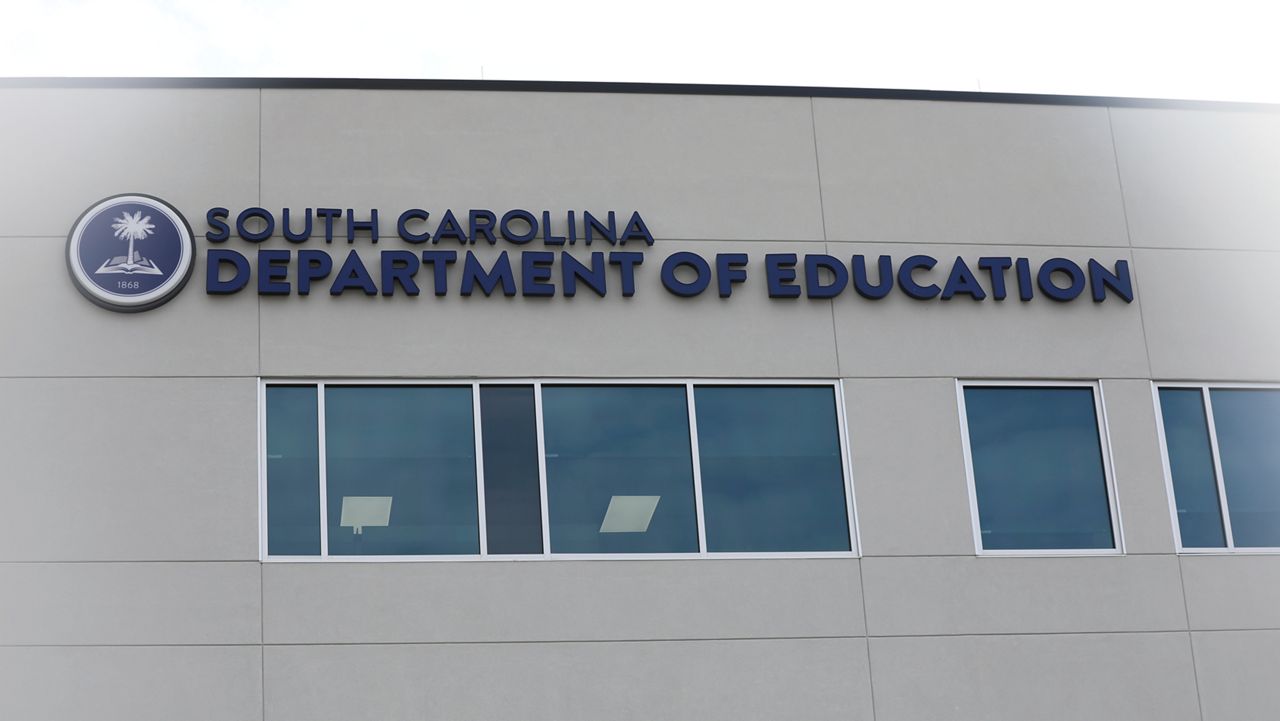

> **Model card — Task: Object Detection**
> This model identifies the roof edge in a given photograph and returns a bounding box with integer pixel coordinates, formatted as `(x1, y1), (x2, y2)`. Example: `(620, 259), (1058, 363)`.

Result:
(1, 77), (1276, 111)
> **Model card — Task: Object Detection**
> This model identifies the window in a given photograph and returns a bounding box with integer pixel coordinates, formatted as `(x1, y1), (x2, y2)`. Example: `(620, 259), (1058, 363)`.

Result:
(1156, 385), (1280, 551)
(958, 383), (1119, 553)
(261, 381), (858, 558)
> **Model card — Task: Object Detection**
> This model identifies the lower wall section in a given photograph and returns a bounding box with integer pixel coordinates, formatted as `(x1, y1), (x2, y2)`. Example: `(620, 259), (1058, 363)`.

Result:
(1193, 630), (1280, 721)
(264, 638), (873, 721)
(868, 632), (1201, 721)
(0, 645), (263, 721)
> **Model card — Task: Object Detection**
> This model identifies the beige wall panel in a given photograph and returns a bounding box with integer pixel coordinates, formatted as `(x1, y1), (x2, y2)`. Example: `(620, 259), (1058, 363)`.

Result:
(828, 244), (1148, 378)
(260, 90), (824, 242)
(1112, 107), (1280, 251)
(0, 646), (262, 721)
(1135, 248), (1280, 381)
(0, 378), (259, 561)
(256, 240), (840, 378)
(871, 632), (1199, 721)
(861, 555), (1187, 636)
(265, 638), (872, 721)
(263, 558), (862, 644)
(0, 237), (260, 377)
(0, 88), (260, 238)
(843, 378), (975, 556)
(0, 562), (260, 645)
(814, 99), (1129, 247)
(1181, 555), (1280, 631)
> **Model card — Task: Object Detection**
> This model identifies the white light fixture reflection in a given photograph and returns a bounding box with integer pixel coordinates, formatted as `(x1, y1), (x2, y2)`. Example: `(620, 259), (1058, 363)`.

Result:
(599, 495), (660, 533)
(340, 496), (393, 535)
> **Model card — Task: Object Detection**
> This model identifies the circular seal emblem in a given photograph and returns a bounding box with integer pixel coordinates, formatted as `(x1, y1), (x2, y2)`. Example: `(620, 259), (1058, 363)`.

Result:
(66, 194), (195, 312)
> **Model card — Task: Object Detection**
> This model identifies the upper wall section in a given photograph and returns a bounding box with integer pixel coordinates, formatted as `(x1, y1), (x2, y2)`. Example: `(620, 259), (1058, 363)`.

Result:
(812, 99), (1130, 247)
(1111, 107), (1280, 251)
(1, 81), (1276, 380)
(0, 88), (260, 238)
(259, 90), (825, 243)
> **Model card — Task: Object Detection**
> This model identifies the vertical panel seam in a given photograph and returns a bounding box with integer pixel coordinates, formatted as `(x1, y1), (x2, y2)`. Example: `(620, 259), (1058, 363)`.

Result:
(1176, 556), (1208, 721)
(810, 97), (844, 378)
(1106, 106), (1155, 379)
(858, 560), (879, 721)
(260, 561), (267, 721)
(258, 88), (267, 721)
(257, 88), (264, 377)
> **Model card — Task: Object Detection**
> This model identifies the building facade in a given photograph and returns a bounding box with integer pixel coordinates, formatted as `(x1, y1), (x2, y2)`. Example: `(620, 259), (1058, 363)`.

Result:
(1, 78), (1278, 720)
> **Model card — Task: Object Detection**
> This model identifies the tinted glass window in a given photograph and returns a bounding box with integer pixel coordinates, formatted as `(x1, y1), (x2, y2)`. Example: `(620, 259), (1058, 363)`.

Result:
(1158, 388), (1226, 548)
(324, 386), (478, 555)
(695, 386), (849, 552)
(266, 386), (321, 555)
(1210, 389), (1280, 548)
(542, 386), (698, 553)
(964, 386), (1114, 550)
(480, 386), (544, 554)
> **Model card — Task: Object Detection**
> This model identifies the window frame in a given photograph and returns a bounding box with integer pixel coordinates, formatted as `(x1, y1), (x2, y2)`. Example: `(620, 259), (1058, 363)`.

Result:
(258, 378), (862, 562)
(1153, 381), (1280, 555)
(955, 379), (1125, 557)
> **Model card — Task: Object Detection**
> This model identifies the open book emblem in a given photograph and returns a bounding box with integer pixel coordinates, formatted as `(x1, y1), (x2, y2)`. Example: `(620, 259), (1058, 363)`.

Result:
(95, 210), (164, 275)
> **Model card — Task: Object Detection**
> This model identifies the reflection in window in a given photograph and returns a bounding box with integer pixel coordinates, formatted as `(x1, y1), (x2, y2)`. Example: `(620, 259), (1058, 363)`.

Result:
(1158, 389), (1226, 548)
(695, 386), (850, 552)
(324, 386), (478, 555)
(263, 381), (857, 558)
(479, 385), (544, 554)
(963, 386), (1115, 551)
(265, 386), (321, 555)
(1209, 389), (1280, 548)
(542, 385), (699, 553)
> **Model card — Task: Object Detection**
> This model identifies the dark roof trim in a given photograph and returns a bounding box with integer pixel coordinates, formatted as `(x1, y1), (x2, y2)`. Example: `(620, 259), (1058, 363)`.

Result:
(2, 77), (1276, 111)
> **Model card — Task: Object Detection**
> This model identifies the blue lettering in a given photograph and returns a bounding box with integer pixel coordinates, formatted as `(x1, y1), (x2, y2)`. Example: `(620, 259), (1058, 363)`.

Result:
(662, 252), (711, 297)
(563, 252), (607, 297)
(297, 250), (332, 295)
(805, 254), (848, 299)
(206, 249), (250, 294)
(460, 251), (517, 296)
(381, 250), (420, 296)
(329, 250), (377, 295)
(940, 256), (987, 301)
(765, 253), (801, 298)
(898, 255), (940, 300)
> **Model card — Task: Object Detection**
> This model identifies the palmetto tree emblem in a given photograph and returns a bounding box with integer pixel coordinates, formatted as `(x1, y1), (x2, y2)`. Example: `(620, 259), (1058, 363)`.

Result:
(95, 210), (164, 275)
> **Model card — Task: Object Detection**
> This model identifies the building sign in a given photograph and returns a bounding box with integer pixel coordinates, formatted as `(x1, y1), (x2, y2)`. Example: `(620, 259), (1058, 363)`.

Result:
(65, 194), (195, 312)
(66, 196), (1134, 311)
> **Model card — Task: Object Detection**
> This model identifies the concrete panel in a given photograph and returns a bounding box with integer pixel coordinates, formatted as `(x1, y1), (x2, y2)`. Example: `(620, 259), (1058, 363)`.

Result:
(1100, 379), (1177, 554)
(1135, 248), (1280, 381)
(1112, 107), (1280, 251)
(260, 90), (824, 242)
(1193, 630), (1280, 721)
(0, 645), (262, 721)
(861, 555), (1187, 636)
(1181, 555), (1280, 631)
(871, 632), (1199, 721)
(0, 562), (260, 645)
(813, 99), (1129, 246)
(0, 88), (259, 238)
(0, 378), (259, 561)
(264, 558), (862, 644)
(265, 638), (872, 721)
(256, 240), (840, 378)
(0, 237), (260, 377)
(843, 378), (975, 556)
(829, 243), (1149, 378)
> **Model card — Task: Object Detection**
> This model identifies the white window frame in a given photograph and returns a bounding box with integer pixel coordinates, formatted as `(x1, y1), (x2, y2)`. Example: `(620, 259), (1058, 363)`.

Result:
(1153, 381), (1280, 555)
(258, 378), (862, 562)
(955, 379), (1125, 557)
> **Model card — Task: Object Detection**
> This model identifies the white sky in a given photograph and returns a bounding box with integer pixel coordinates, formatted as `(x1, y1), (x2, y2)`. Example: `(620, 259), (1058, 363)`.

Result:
(1, 0), (1277, 102)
